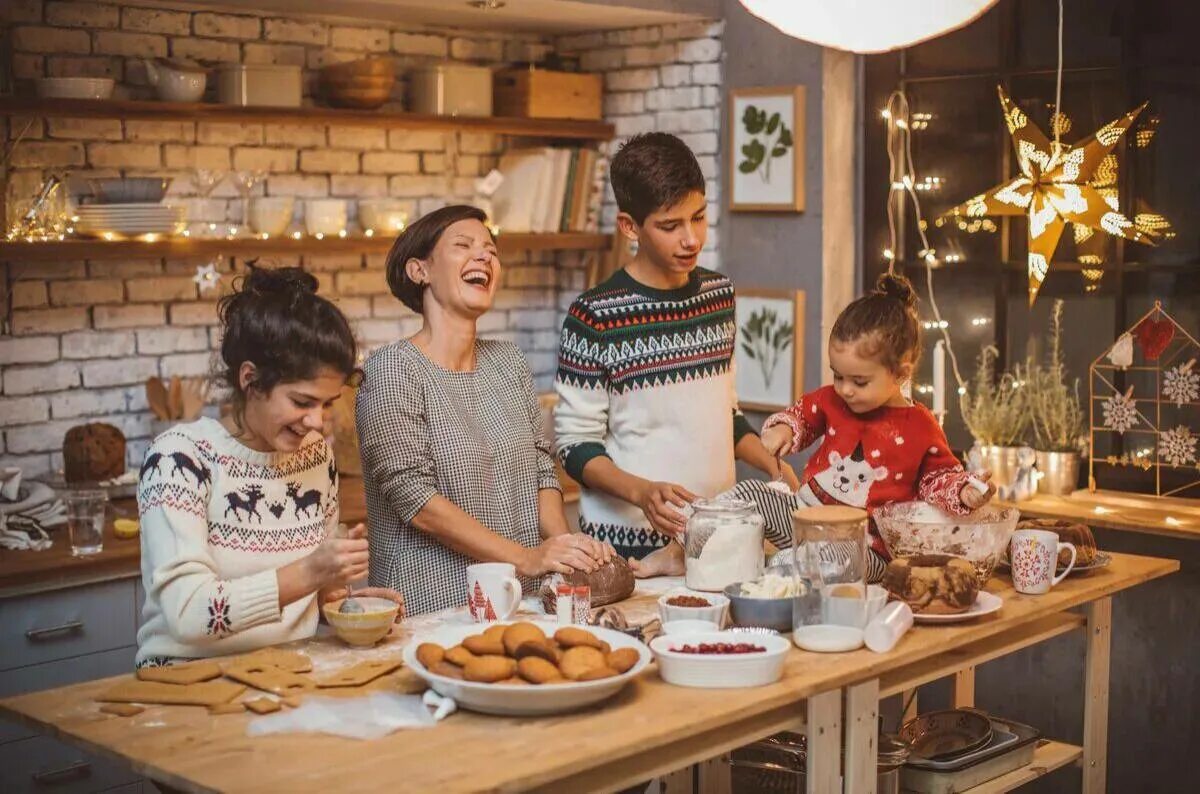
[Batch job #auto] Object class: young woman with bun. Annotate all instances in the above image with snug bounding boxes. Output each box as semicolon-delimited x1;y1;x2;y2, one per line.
135;266;402;667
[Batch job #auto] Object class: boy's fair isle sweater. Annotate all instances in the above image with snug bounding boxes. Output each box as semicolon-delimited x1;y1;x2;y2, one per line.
764;385;973;557
554;267;755;558
135;417;337;666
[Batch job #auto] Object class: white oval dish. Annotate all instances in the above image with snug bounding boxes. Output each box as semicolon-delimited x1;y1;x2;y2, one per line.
911;591;1003;624
657;590;730;626
403;621;650;716
650;630;790;688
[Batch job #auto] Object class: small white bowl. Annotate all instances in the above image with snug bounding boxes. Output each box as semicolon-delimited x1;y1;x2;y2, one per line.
304;198;347;236
661;619;719;635
249;197;295;236
657;590;729;626
358;198;409;234
36;77;115;100
650;630;790;688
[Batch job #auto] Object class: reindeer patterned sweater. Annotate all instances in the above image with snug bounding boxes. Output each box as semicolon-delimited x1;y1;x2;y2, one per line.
135;417;337;666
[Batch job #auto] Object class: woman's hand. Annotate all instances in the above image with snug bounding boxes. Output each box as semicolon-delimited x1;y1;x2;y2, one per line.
519;533;610;577
304;523;370;588
634;480;697;538
961;471;996;511
761;424;793;457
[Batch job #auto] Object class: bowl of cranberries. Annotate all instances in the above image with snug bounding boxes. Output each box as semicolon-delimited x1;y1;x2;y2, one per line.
657;589;730;627
649;630;790;688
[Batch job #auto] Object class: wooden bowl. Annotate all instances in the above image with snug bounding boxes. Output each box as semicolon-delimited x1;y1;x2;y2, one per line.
320;57;395;80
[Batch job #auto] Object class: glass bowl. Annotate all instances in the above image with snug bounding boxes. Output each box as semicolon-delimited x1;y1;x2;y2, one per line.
874;501;1019;585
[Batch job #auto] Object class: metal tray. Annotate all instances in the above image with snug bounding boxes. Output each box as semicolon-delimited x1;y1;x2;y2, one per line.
906;716;1040;773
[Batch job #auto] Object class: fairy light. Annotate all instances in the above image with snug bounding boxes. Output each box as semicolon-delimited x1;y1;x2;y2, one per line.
315;232;325;240
292;230;303;240
338;229;348;238
971;317;991;327
882;248;895;261
922;320;949;330
1094;506;1111;515
364;228;375;237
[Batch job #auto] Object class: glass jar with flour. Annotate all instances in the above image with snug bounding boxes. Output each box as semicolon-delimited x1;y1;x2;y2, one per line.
683;497;765;591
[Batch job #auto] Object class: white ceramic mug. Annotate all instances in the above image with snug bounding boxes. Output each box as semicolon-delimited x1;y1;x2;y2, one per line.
1010;529;1076;594
465;562;522;622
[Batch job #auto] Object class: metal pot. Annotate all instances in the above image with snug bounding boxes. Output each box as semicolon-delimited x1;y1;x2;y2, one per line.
729;731;909;793
1035;450;1080;496
976;445;1022;490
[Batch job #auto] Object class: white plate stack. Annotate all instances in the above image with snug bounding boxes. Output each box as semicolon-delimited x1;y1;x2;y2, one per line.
75;203;187;239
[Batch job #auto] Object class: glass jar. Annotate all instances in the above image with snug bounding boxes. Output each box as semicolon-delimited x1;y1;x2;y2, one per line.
683;497;764;592
790;505;870;632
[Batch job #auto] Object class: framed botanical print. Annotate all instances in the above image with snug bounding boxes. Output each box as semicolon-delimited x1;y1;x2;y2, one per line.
729;85;806;212
735;288;806;412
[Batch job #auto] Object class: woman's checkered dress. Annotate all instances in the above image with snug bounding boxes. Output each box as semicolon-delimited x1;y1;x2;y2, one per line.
355;339;561;616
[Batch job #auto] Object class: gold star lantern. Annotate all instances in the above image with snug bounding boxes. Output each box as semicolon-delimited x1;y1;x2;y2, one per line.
940;86;1160;306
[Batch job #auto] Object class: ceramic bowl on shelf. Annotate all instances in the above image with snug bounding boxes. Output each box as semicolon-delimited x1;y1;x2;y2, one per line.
358;198;409;234
322;597;398;647
657;590;729;626
650;630;790;688
304;199;347;236
87;177;170;204
36;77;115;100
249;197;295;236
874;501;1019;586
320;58;396;109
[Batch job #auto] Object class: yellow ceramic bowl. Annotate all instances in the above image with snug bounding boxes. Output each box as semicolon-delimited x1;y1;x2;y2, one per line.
322;597;399;647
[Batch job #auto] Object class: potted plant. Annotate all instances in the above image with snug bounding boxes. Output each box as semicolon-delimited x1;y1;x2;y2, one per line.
1018;300;1085;496
960;344;1028;489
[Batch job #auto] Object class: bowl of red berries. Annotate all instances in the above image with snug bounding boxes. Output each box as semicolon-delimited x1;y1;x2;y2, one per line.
649;630;790;688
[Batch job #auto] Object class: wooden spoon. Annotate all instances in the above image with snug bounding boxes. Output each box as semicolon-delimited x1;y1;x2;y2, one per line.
168;376;183;420
145;377;170;421
179;378;209;421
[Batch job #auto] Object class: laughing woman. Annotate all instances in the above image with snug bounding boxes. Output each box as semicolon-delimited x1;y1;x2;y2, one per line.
135;267;402;667
357;204;613;616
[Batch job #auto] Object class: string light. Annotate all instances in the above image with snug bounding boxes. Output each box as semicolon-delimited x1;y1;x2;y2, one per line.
364;228;375;237
923;320;949;330
971;317;991;327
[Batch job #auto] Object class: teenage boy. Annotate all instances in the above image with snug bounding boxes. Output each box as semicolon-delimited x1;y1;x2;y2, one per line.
554;133;797;576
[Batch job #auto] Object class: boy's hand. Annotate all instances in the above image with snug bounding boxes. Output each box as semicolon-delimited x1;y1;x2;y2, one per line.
960;472;995;511
778;460;801;492
635;481;697;538
761;424;793;457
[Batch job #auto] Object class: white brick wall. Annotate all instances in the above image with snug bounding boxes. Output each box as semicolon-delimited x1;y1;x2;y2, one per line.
1;3;723;478
556;20;724;272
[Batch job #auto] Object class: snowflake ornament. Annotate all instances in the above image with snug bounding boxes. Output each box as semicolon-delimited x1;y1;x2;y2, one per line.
1101;386;1139;434
1163;359;1199;407
193;260;221;293
1158;425;1197;467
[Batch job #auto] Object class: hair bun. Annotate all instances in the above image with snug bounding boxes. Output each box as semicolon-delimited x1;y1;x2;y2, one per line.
875;272;918;311
243;264;319;298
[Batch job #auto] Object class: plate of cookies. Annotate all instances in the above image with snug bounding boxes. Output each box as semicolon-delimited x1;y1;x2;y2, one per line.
402;621;652;716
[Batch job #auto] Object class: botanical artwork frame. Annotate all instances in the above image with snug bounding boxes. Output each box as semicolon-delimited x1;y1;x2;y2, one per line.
728;85;806;212
735;289;806;413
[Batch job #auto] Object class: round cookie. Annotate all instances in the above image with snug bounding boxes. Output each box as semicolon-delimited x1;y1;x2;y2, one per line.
517;656;563;685
416;643;445;669
463;633;506;656
512;639;558;664
483;624;509;643
560;645;607;680
431;661;464;680
502;622;547;656
578;666;619;681
463;655;517;683
554;626;605;650
607;647;640;674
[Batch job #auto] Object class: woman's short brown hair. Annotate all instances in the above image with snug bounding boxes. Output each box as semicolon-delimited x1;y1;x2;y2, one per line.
384;204;490;314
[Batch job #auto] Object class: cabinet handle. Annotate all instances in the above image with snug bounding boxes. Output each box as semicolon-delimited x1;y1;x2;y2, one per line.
24;620;84;641
31;760;92;784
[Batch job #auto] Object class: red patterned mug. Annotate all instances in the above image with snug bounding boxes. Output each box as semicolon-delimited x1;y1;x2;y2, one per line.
466;562;522;622
1010;529;1076;594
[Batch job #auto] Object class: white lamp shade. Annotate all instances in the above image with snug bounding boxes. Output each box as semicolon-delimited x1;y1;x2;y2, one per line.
737;0;1000;54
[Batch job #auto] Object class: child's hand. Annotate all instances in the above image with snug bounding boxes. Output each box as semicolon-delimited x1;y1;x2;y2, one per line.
960;472;995;510
761;424;793;457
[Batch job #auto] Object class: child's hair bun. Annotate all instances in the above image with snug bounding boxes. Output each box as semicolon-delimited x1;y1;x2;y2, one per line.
875;272;918;311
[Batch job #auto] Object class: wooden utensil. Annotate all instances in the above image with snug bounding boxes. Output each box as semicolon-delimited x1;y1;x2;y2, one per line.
145;377;171;420
179;377;209;421
168;376;183;420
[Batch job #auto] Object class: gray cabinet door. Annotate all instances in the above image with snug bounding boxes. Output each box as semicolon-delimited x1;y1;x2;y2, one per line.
0;580;137;672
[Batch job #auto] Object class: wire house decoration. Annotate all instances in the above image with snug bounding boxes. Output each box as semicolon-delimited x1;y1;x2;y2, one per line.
1089;301;1200;498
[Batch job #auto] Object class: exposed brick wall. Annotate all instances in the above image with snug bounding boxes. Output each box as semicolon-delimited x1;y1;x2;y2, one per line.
0;2;724;481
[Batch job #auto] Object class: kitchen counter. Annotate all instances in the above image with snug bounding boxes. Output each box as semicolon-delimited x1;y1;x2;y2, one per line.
0;552;1178;794
1000;489;1200;541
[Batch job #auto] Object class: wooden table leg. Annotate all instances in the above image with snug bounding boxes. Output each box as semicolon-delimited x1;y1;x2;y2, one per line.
1082;597;1112;794
807;688;843;794
660;767;694;794
696;756;729;794
844;679;879;794
952;666;976;708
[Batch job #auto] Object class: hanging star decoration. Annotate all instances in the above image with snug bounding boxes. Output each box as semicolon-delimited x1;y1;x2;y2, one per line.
939;86;1161;306
193;261;220;293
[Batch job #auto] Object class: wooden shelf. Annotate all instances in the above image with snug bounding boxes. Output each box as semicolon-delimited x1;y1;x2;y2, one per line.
0;232;612;262
0;97;614;140
962;740;1082;793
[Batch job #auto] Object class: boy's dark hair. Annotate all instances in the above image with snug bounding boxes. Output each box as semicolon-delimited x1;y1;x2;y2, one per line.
217;265;359;415
610;132;705;224
831;272;922;373
385;204;490;314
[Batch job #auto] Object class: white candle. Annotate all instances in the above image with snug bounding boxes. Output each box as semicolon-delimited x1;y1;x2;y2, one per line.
933;339;946;422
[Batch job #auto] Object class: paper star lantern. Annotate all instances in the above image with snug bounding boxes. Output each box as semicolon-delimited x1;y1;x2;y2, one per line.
737;0;999;53
193;262;220;293
940;86;1159;306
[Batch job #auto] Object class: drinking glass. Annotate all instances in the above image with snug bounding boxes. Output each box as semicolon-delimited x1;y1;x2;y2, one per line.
231;170;265;235
63;489;107;556
190;169;224;237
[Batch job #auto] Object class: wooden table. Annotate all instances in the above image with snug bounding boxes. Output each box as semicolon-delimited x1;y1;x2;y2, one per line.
1000;489;1200;541
0;552;1177;793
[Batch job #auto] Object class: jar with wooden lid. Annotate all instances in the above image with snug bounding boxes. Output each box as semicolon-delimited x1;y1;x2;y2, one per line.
790;505;870;633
